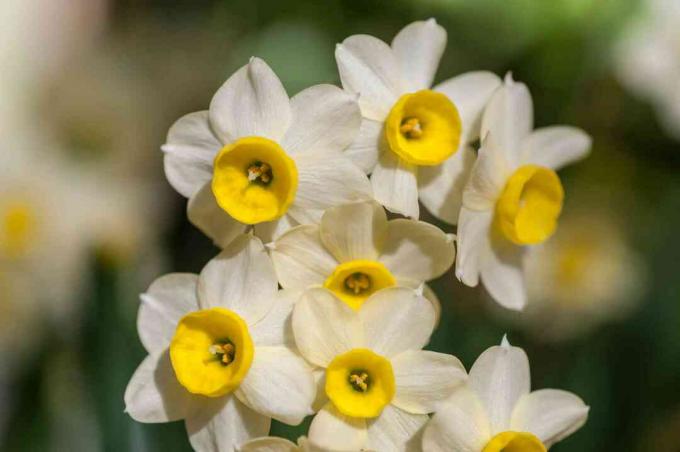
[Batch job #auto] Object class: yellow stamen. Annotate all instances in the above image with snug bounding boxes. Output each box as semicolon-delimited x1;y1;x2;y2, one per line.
399;117;423;139
210;342;235;365
349;372;369;392
323;260;396;310
247;162;272;184
344;273;371;295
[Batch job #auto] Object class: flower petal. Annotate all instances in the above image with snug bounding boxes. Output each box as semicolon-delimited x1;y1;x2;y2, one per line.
162;111;220;198
198;234;278;324
379;219;455;282
391;19;447;91
345;118;382;174
480;237;527;311
282;84;361;156
187;183;246;249
253;214;299;244
391;350;467;414
308;403;367;451
236;346;315;425
519;126;592;170
366;404;428;452
124;352;193;423
248;289;298;347
335;35;402;121
462;134;509;212
468;338;531;434
359;287;436;358
138;273;199;354
292;288;363;367
455;207;493;287
371;150;419;219
239;437;299;452
511;389;589;448
209;57;291;143
319;201;388;263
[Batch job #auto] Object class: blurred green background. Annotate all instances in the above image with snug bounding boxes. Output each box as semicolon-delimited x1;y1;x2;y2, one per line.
2;0;680;451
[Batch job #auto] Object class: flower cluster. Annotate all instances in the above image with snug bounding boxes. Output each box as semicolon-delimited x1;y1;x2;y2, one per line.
125;19;591;451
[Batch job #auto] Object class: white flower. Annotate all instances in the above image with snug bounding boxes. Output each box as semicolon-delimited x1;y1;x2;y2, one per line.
240;435;369;452
335;19;501;220
455;74;592;310
423;337;589;452
162;57;372;248
124;234;315;452
268;201;455;313
292;287;467;451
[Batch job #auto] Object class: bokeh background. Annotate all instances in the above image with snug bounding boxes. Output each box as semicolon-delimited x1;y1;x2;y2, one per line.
2;0;679;450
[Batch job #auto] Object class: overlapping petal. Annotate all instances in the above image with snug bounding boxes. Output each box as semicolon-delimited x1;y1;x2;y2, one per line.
519;126;592;170
391;19;446;91
371;150;419;219
248;289;298;347
480;238;527;311
308;403;367;451
187;183;246;248
455;208;493;287
344;119;382;173
319;201;387;263
365;404;428;452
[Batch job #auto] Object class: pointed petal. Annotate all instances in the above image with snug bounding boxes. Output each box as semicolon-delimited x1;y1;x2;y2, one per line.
308;403;367;451
391;19;447;91
462;134;509;212
480;237;527;311
519;126;592;170
319;201;388;262
371;151;419;219
187;183;246;249
455;207;493;287
345;118;382;173
366;404;428;452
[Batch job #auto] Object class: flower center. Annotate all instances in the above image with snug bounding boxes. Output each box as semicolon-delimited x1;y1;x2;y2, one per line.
212;136;298;225
169;307;254;397
384;90;461;166
325;348;395;418
482;431;546;452
1;202;36;259
323;260;396;310
495;165;564;245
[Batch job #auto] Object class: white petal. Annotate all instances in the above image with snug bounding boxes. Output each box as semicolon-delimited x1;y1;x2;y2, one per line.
186;396;270;452
292;288;362;367
319;201;388;263
269;225;337;290
254;214;299;244
391;350;467;414
236;346;315;425
344;118;382;173
422;386;491;452
519;126;592;170
480;238;527;311
468;339;531;434
187;183;247;249
371;150;419;219
308;403;367;451
418;146;476;225
248;289;298;347
454;207;493;287
480;74;533;165
291;152;373;217
282;84;362;156
366;404;428;452
209;57;291;143
239;437;299;452
511;389;589;448
359;287;436;358
379;219;455;282
335;35;402;121
462;134;509;212
162;111;220;198
138;273;198;355
391;19;447;91
434;72;501;142
124;352;193;423
198;234;278;324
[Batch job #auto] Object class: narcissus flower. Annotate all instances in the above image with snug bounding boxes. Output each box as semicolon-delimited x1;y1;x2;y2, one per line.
335;19;501;220
124;234;315;451
163;57;372;247
293;287;466;451
423;337;589;452
268;201;455;312
456;74;591;310
239;436;368;452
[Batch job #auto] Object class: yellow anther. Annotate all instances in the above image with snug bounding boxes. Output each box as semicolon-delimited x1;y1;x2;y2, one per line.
209;342;235;365
349;372;369;392
344;272;371;295
247;162;272;184
399;117;423;139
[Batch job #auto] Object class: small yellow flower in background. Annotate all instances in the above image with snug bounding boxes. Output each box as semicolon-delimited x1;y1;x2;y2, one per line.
456;73;592;310
239;435;371;452
423;337;589;452
335;19;501;220
124;234;315;451
292;287;466;451
162;57;372;248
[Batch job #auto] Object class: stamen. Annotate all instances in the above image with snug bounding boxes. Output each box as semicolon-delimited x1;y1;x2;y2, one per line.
344;272;371;295
209;342;235;365
399;117;423;139
349;371;369;392
247;162;273;184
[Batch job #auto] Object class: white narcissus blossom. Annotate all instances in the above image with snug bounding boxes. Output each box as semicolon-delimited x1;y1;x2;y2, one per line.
293;287;467;451
162;57;372;248
268;201;455;314
124;234;315;452
455;74;592;310
335;19;501;221
423;337;589;452
240;435;370;452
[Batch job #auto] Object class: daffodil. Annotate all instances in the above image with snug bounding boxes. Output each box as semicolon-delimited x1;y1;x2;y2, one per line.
240;436;368;452
335;19;501;220
293;287;466;451
423;337;589;452
455;74;592;310
268;201;455;313
163;57;372;248
124;234;315;451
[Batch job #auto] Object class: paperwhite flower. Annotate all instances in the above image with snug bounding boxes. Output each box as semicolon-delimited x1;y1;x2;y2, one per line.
293;287;466;451
423;337;589;452
240;435;368;452
124;234;315;452
335;19;501;220
268;201;455;312
163;57;372;248
455;74;591;310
